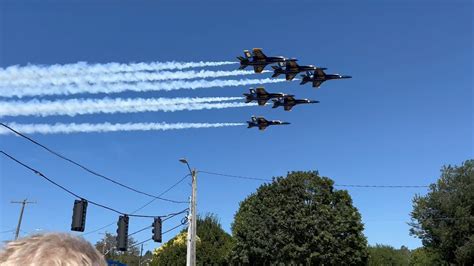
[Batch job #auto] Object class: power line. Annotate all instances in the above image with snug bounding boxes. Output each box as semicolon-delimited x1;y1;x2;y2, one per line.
132;174;190;214
199;170;429;188
1;150;186;219
129;219;187;249
334;184;429;188
130;238;153;249
128;226;152;237
128;213;188;238
0;123;187;204
199;170;271;182
81;174;190;236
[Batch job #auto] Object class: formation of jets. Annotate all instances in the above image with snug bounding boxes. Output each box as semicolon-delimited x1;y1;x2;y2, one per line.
237;48;351;130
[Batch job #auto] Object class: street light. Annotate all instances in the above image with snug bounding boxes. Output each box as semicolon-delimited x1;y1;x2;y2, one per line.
179;158;196;266
179;158;192;174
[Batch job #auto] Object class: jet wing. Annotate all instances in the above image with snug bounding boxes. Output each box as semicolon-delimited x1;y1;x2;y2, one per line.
284;95;295;101
313;80;324;88
252;48;267;59
315;68;326;77
253;65;265;73
286;60;299;69
284;105;293;111
255;87;268;96
257;99;268;106
258;125;267;131
285;73;297;81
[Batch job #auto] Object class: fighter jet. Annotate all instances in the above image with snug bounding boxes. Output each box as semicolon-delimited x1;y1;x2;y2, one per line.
300;68;352;88
272;96;319;111
237;48;287;73
247;116;290;131
272;59;318;81
243;87;294;106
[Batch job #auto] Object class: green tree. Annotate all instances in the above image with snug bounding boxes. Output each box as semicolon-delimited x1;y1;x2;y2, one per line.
409;159;474;265
409;247;445;266
94;232;140;265
368;244;410;266
230;171;368;264
151;214;232;265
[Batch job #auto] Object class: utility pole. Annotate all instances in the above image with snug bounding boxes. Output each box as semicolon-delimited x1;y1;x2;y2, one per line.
138;243;143;266
190;169;197;265
180;159;196;266
11;199;36;240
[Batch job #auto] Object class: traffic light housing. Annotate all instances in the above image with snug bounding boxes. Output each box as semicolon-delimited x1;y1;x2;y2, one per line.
152;217;162;243
71;199;88;232
116;215;129;251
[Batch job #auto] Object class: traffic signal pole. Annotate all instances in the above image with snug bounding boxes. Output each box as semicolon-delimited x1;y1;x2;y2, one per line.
11;199;36;240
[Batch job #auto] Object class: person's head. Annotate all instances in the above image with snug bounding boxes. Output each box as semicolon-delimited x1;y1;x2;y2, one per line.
0;233;107;266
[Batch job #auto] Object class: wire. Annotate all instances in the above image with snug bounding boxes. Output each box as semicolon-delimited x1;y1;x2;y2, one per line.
0;229;15;234
131;174;190;214
199;170;271;182
0;123;187;204
128;226;152;237
81;175;190;236
1;150;187;218
199;170;429;188
334;184;429;188
129;238;153;249
129;219;188;249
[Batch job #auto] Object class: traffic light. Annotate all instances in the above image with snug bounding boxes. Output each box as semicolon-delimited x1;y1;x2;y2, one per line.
71;199;88;232
152;217;162;243
116;215;129;251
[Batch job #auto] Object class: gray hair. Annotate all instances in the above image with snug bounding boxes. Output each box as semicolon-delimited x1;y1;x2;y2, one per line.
0;233;107;266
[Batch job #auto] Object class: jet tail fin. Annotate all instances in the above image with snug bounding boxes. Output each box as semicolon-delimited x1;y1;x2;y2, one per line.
271;100;279;108
243;50;252;58
237;56;248;69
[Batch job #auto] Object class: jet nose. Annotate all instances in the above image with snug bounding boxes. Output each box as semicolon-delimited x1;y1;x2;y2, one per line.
342;75;352;79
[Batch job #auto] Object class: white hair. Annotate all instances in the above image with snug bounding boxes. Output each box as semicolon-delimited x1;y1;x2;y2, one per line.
0;233;107;266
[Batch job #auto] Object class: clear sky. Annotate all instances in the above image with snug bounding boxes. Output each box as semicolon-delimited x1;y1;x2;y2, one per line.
0;0;472;251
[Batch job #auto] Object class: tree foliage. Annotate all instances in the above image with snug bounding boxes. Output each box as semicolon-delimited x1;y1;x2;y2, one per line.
368;244;410;266
410;159;474;265
409;247;445;266
230;171;368;264
94;232;140;265
151;214;232;265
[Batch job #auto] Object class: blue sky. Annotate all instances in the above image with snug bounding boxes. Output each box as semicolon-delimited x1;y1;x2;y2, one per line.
0;0;472;251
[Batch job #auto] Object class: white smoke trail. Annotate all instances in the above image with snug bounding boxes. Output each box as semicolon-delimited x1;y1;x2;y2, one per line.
0;97;256;117
0;61;237;81
1;78;288;98
0;122;246;135
1;69;267;87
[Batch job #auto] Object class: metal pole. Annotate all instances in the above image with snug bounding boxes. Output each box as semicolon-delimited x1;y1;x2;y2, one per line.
11;199;35;240
138;243;143;266
186;194;192;266
191;169;197;265
186;169;197;266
